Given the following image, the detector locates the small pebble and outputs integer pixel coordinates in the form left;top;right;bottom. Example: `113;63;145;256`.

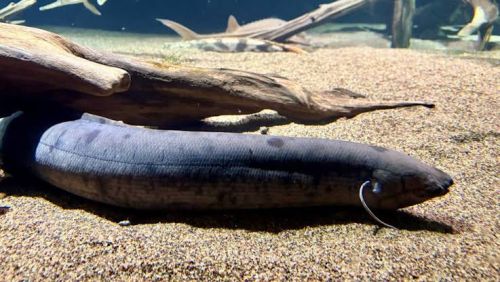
259;126;269;135
0;193;6;199
0;205;11;215
118;220;131;226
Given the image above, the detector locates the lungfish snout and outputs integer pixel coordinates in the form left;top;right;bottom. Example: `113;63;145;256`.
426;170;454;197
428;179;453;196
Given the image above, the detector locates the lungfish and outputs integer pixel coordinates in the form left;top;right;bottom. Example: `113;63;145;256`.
0;112;453;210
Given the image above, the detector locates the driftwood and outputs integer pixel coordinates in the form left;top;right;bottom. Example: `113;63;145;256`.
39;0;104;16
0;0;36;24
255;0;368;42
391;0;415;48
158;0;368;44
0;23;434;128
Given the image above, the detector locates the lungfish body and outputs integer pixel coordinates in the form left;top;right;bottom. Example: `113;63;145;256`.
0;113;453;210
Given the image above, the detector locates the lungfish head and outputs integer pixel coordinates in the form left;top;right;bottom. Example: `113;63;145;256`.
363;146;454;210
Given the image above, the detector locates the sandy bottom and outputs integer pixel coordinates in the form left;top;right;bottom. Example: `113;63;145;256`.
0;27;499;280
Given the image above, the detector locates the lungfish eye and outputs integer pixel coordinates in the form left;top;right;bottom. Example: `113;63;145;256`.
372;169;400;194
372;182;382;194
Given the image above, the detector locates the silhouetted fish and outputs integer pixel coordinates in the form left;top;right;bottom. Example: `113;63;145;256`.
164;37;305;53
157;15;309;45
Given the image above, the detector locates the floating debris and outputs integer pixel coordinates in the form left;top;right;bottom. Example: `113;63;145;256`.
40;0;103;16
0;0;36;24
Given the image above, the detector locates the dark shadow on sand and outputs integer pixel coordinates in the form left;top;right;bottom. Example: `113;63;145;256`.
0;176;457;234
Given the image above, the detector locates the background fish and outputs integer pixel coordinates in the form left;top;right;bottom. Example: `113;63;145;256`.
40;0;102;16
458;0;498;36
157;15;310;45
164;37;305;53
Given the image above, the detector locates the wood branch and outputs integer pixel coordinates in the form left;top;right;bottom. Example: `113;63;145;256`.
0;23;130;96
0;0;36;23
157;0;368;44
0;23;434;128
255;0;368;42
391;0;415;48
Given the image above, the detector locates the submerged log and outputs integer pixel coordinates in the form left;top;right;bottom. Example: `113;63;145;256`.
0;0;36;24
257;0;368;42
391;0;415;48
0;23;434;128
157;0;368;45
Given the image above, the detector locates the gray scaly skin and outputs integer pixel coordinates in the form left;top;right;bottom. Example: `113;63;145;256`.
0;112;453;210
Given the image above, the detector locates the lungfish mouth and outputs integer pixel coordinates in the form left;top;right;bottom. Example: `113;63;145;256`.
425;177;454;197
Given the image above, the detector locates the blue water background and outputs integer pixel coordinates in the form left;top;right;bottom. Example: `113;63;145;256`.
13;0;499;36
20;0;393;33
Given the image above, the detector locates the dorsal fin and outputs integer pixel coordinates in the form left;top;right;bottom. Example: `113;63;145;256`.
226;15;241;33
156;19;201;40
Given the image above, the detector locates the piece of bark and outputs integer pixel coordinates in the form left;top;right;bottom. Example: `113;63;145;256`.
256;0;368;42
0;0;36;23
0;23;131;96
0;23;434;128
157;0;368;44
391;0;415;48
